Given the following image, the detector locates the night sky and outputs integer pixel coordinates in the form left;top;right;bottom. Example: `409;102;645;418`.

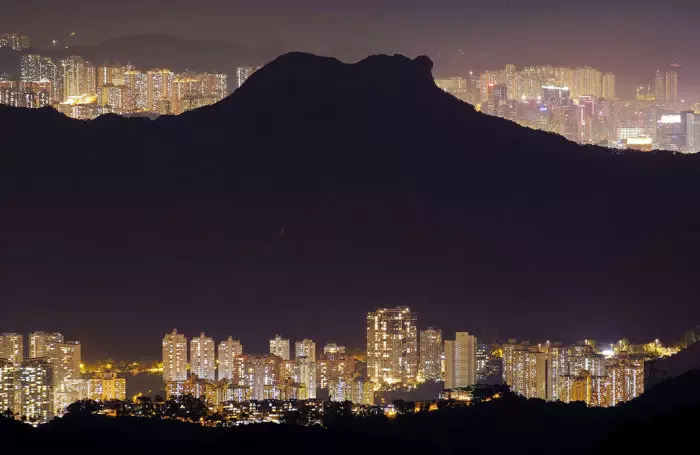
2;1;700;93
2;1;700;361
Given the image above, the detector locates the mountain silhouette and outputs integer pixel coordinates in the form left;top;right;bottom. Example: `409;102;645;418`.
1;53;699;355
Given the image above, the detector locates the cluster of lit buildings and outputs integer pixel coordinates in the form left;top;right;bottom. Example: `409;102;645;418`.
0;33;263;119
0;332;126;424
162;331;371;409
502;340;645;406
436;64;700;153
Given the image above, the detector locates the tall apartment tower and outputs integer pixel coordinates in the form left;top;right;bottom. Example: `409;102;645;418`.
295;339;316;361
19;358;54;423
366;307;419;386
270;335;291;360
444;332;477;389
218;337;243;381
190;333;216;381
0;333;24;367
162;329;188;382
29;332;64;359
419;328;443;381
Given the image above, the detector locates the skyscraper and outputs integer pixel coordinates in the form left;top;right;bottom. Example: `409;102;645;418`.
218;337;243;381
61;56;97;100
0;33;30;51
53;341;81;386
602;73;616;99
296;356;317;399
0;333;23;367
444;332;477;389
512;346;547;399
683;111;700;152
162;330;187;382
665;69;678;102
270;335;291;360
366;306;419;386
190;333;216;381
654;70;664;100
124;69;148;111
19;358;53;423
29;332;64;359
608;354;644;406
419;328;443;381
295;339;316;361
172;72;228;114
97;63;129;87
146;69;174;114
0;358;16;414
235;66;256;88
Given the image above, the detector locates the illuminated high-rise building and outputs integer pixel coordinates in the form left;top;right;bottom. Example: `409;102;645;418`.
602;73;616;99
0;33;30;51
270;335;291;360
654;69;666;101
665;69;678;102
97;63;129;87
29;332;64;359
162;329;187;382
146;69;174;114
96;85;129;110
545;343;569;401
444;332;477;389
235;66;257;88
0;333;23;367
502;342;547;399
124;69;148;111
218;337;243;381
296;356;316;399
54;379;87;416
172;72;227;114
190;333;216;381
0;359;16;413
513;346;547;399
366;306;418;386
419;328;443;381
239;355;280;401
683;111;700;152
350;376;375;405
87;371;126;401
571;66;602;99
19;358;53;423
608;354;644;406
61;56;97;100
323;342;346;360
295;339;316;361
53;341;81;386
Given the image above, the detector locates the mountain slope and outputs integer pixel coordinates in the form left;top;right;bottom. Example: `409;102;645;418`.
1;53;699;354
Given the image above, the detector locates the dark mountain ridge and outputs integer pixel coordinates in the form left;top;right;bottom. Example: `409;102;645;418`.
1;53;699;353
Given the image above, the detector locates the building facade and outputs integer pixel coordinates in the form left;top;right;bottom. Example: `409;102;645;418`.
366;306;418;386
162;329;188;382
444;332;477;389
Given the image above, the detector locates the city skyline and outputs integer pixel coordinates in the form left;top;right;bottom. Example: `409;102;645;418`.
0;308;691;424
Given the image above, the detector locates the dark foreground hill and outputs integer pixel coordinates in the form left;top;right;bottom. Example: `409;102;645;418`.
1;52;700;353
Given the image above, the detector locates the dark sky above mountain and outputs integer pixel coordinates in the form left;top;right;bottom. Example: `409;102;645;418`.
2;0;700;92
